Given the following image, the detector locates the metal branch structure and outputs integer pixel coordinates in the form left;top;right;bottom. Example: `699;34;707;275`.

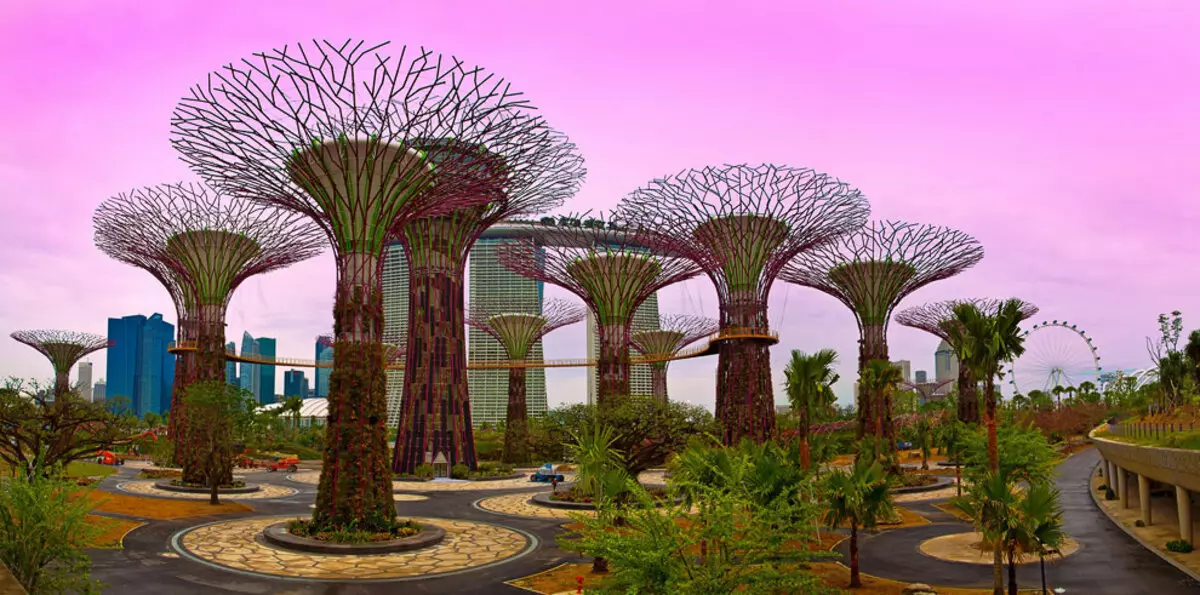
896;298;1039;424
94;182;321;482
497;220;702;406
467;298;585;464
615;164;870;443
630;314;718;404
393;126;584;475
170;39;568;531
782;220;984;443
10;330;110;398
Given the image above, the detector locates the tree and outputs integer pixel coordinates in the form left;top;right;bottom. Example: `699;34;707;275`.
960;423;1057;487
0;379;138;477
1013;482;1066;595
783;349;839;469
1185;329;1200;386
947;300;1028;472
1147;311;1187;409
1050;385;1065;408
822;458;894;588
183;381;256;504
142;411;163;430
906;415;935;470
953;471;1019;595
566;422;630;573
858;359;904;463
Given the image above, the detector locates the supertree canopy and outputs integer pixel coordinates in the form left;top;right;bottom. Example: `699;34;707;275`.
393;124;584;475
896;298;1038;424
10;330;110;398
497;220;701;406
467;298;585;464
782;220;984;442
94;182;321;481
630;314;718;404
615;164;870;444
171;39;571;532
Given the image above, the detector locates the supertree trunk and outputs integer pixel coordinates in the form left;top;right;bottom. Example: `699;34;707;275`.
172;317;198;478
649;364;668;405
718;299;775;445
184;307;233;485
858;323;889;441
597;323;632;407
502;366;530;465
394;268;475;473
315;254;395;533
957;366;979;425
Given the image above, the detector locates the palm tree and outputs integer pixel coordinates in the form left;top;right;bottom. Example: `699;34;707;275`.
954;471;1019;595
783;349;839;469
947;300;1027;473
859;359;905;463
281;397;303;431
823;458;894;588
1050;385;1064;408
912;416;934;470
1014;482;1067;595
566;423;628;573
1077;381;1097;404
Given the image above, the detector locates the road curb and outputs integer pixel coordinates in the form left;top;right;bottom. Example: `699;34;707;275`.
1087;461;1200;584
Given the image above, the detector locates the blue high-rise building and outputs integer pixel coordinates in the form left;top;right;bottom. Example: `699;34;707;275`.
238;332;259;400
225;341;238;385
106;313;175;417
284;370;308;398
314;338;333;398
257;337;277;405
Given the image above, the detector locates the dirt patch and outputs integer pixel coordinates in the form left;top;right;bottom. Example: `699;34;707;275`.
810;562;1049;594
506;562;596;594
76;489;253;519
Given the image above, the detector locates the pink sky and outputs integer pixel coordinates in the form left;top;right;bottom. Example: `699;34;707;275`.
1;0;1198;408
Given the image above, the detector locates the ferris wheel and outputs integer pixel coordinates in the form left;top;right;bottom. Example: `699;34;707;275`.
1005;320;1103;395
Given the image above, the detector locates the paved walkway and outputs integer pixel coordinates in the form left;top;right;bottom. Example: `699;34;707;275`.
844;448;1200;593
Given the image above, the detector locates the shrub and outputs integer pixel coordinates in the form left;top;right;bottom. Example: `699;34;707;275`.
0;472;105;593
1135;520;1146;527
450;464;470;480
1167;539;1194;553
138;469;182;480
413;463;436;479
285;518;421;543
1104;486;1116;500
148;437;179;469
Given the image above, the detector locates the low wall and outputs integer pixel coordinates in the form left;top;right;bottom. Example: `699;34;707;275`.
1091;428;1200;493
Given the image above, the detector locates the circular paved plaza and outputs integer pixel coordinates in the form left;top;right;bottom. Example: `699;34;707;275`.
918;531;1081;564
476;492;595;520
117;481;298;500
173;515;534;581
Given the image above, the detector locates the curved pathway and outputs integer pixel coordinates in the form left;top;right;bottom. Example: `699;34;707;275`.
846;448;1200;593
86;464;584;594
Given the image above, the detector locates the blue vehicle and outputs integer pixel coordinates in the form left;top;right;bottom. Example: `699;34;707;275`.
529;463;565;483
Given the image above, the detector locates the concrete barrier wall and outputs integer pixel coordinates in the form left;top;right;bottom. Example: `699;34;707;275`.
1092;431;1200;493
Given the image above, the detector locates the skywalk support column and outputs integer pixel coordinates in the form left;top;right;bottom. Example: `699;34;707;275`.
1139;473;1152;524
1118;466;1130;509
1177;485;1193;545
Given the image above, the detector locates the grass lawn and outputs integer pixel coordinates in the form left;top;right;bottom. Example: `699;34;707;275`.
83;515;144;549
65;461;118;479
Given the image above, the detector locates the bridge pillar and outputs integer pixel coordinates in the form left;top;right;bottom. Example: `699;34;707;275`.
1117;466;1130;509
1178;485;1193;545
1138;473;1152;525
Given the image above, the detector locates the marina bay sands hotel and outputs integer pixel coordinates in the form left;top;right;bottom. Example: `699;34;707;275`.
380;219;662;427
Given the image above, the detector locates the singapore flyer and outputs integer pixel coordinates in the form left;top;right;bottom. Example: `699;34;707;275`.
1006;320;1103;395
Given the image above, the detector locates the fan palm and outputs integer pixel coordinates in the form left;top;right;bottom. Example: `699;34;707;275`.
783;349;839;469
823;458;894;588
947;300;1027;472
1014;482;1066;595
953;470;1019;595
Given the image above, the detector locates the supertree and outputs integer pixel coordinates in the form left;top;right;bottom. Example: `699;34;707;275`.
781;220;984;444
466;298;585;464
10;330;110;398
392;125;584;475
94;182;321;482
171;39;564;531
497;220;702;406
615;164;870;444
629;314;718;404
896;298;1039;424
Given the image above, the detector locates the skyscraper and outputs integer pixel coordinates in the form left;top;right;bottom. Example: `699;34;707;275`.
93;380;106;403
893;360;912;383
382;242;412;427
225;341;238;385
586;298;660;404
257;337;277;404
77;361;93;401
314;340;332;398
284;370;308;398
466;237;547;427
934;339;959;383
915;370;928;383
106;313;175;417
238;331;260;401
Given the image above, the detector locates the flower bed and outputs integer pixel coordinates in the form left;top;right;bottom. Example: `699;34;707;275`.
263;519;446;555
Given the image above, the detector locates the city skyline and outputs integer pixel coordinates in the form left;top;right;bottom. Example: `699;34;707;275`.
3;1;1199;410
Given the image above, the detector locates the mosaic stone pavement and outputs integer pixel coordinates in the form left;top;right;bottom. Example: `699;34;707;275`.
918;531;1081;564
117;481;298;500
476;492;596;520
176;515;530;580
892;481;962;503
